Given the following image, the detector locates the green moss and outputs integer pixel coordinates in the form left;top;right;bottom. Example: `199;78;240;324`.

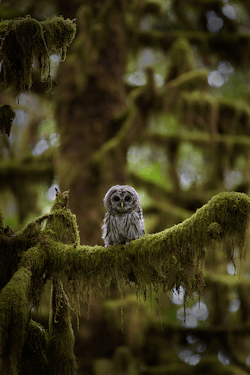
0;221;42;291
48;278;77;375
0;16;76;94
1;190;250;372
165;37;196;81
148;130;250;148
18;320;48;375
39;192;250;315
0;267;32;374
0;105;15;137
179;91;250;136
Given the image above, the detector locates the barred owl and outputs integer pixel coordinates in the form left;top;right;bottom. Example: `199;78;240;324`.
102;185;145;246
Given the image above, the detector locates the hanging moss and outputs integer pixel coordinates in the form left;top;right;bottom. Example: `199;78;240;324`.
0;267;32;374
47;278;77;375
0;220;42;290
0;16;76;95
0;105;15;137
18;320;48;375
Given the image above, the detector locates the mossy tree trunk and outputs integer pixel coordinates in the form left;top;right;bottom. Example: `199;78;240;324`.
55;1;128;245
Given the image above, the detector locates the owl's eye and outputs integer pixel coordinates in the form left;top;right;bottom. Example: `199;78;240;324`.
125;195;131;202
113;196;120;202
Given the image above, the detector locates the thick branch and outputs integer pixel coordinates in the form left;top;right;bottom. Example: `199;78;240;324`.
0;158;54;187
20;191;250;306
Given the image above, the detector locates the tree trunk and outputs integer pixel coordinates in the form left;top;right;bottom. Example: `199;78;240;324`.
55;1;127;245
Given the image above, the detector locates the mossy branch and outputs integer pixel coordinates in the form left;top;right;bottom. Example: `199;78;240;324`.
128;28;250;64
1;190;250;373
179;91;250;134
0;158;54;187
145;131;250;148
0;268;32;374
48;278;77;375
92;106;135;164
164;68;210;93
0;15;76;94
42;192;250;304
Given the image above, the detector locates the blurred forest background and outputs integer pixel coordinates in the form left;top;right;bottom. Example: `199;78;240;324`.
1;0;250;374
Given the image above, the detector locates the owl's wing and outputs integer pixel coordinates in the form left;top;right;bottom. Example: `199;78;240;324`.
101;212;111;245
102;212;120;246
137;206;145;236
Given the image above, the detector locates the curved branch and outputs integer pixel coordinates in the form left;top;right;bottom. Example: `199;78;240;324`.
21;191;250;307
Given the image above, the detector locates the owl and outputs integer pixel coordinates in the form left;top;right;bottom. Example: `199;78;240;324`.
102;185;145;246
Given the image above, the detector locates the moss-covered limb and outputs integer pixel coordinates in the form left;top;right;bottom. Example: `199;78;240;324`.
129;0;163;22
48;278;77;375
0;158;54;187
40;17;76;62
143;200;193;221
164;68;209;96
0;267;32;375
18;320;48;375
92;70;160;165
0;16;76;94
38;191;80;246
128;28;250;65
50;189;69;212
93;69;209;166
128;170;220;212
145;131;250;149
92;103;139;165
165;37;196;82
45;192;250;305
0;221;42;290
179;91;250;135
0;104;15;137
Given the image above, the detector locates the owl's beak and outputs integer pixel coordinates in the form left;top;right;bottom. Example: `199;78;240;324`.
121;202;124;209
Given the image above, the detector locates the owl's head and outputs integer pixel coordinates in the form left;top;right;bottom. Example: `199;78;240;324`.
103;185;140;214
